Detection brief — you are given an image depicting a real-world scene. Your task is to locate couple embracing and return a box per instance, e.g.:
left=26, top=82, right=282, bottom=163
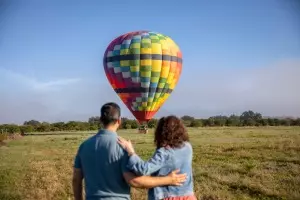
left=72, top=102, right=197, bottom=200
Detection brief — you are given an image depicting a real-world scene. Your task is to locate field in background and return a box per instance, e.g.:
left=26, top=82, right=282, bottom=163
left=0, top=127, right=300, bottom=200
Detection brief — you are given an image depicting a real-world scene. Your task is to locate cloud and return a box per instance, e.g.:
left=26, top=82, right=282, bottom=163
left=0, top=58, right=300, bottom=124
left=0, top=68, right=84, bottom=124
left=0, top=68, right=81, bottom=91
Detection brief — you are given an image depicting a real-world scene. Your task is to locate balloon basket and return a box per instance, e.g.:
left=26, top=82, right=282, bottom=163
left=138, top=123, right=148, bottom=134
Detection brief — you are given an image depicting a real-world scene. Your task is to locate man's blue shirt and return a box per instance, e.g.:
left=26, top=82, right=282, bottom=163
left=74, top=129, right=130, bottom=200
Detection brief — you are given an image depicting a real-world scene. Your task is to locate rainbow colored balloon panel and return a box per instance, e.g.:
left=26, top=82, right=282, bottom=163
left=103, top=31, right=182, bottom=123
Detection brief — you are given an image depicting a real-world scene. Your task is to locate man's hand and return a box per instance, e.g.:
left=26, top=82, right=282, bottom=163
left=167, top=169, right=187, bottom=186
left=72, top=168, right=83, bottom=200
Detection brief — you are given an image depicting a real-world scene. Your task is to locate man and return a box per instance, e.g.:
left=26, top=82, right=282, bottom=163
left=72, top=102, right=187, bottom=200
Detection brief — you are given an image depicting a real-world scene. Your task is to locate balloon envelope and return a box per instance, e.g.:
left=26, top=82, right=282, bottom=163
left=103, top=31, right=182, bottom=123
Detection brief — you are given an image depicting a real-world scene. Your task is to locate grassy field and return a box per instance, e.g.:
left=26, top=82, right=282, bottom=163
left=0, top=127, right=300, bottom=200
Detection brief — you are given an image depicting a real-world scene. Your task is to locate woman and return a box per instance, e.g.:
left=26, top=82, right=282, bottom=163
left=118, top=115, right=196, bottom=200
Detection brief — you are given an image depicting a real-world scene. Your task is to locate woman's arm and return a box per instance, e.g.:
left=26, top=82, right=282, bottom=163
left=128, top=148, right=167, bottom=175
left=118, top=137, right=168, bottom=176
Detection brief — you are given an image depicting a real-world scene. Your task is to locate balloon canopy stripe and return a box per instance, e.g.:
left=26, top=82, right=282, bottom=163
left=103, top=31, right=182, bottom=123
left=105, top=54, right=182, bottom=63
left=114, top=87, right=173, bottom=94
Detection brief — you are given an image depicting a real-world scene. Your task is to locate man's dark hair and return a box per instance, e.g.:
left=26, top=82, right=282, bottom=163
left=100, top=102, right=121, bottom=127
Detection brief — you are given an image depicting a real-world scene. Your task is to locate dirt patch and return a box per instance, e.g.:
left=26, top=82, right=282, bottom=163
left=6, top=133, right=23, bottom=140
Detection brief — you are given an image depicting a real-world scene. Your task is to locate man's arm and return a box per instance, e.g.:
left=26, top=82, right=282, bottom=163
left=72, top=144, right=84, bottom=200
left=123, top=169, right=186, bottom=189
left=72, top=168, right=83, bottom=200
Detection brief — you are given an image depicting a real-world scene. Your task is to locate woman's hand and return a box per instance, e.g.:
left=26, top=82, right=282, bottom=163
left=118, top=136, right=135, bottom=156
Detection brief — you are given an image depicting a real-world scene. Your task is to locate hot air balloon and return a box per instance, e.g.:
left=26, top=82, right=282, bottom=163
left=103, top=31, right=182, bottom=128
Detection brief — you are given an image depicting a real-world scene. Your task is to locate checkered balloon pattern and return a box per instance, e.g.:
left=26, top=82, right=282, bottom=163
left=103, top=31, right=182, bottom=123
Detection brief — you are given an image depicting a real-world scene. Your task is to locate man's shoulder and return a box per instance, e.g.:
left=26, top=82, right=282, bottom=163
left=77, top=134, right=98, bottom=150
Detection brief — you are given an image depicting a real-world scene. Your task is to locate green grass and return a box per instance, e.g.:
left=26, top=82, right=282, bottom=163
left=1, top=127, right=300, bottom=200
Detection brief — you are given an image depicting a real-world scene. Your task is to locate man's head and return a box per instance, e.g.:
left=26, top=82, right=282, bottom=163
left=100, top=102, right=121, bottom=130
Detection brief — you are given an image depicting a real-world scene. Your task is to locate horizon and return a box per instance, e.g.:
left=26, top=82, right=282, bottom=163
left=2, top=111, right=299, bottom=126
left=1, top=0, right=300, bottom=124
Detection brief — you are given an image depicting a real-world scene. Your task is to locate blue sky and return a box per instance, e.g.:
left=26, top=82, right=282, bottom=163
left=0, top=0, right=300, bottom=124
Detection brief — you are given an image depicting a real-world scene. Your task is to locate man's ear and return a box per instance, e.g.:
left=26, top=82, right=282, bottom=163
left=117, top=118, right=122, bottom=126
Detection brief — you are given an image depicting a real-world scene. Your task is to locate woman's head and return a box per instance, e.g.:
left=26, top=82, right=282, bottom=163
left=154, top=115, right=189, bottom=149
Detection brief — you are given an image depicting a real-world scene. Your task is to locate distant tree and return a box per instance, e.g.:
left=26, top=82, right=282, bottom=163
left=240, top=110, right=262, bottom=126
left=180, top=115, right=194, bottom=127
left=211, top=116, right=227, bottom=126
left=36, top=122, right=51, bottom=132
left=258, top=119, right=268, bottom=126
left=131, top=120, right=138, bottom=129
left=226, top=115, right=241, bottom=126
left=273, top=118, right=280, bottom=126
left=23, top=120, right=40, bottom=127
left=19, top=125, right=34, bottom=133
left=2, top=124, right=20, bottom=134
left=296, top=118, right=300, bottom=126
left=88, top=116, right=100, bottom=124
left=52, top=122, right=65, bottom=131
left=291, top=118, right=300, bottom=126
left=280, top=118, right=292, bottom=126
left=64, top=121, right=80, bottom=131
left=267, top=118, right=275, bottom=126
left=181, top=115, right=195, bottom=121
left=89, top=124, right=99, bottom=131
left=148, top=119, right=158, bottom=128
left=207, top=118, right=215, bottom=126
left=125, top=123, right=132, bottom=129
left=190, top=119, right=203, bottom=127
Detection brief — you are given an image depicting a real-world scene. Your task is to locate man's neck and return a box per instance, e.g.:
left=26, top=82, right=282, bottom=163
left=104, top=126, right=117, bottom=133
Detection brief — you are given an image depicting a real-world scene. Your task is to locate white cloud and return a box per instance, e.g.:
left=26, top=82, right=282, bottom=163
left=0, top=68, right=81, bottom=91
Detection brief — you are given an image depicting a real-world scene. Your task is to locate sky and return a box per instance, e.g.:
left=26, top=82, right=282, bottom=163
left=0, top=0, right=300, bottom=124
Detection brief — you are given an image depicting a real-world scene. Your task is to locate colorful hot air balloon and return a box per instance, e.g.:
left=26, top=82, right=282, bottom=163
left=103, top=31, right=182, bottom=124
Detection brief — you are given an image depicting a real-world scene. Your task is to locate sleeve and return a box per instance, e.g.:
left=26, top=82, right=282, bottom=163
left=120, top=147, right=131, bottom=173
left=127, top=148, right=168, bottom=176
left=74, top=143, right=83, bottom=169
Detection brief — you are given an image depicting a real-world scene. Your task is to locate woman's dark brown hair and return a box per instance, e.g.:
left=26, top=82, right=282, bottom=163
left=154, top=115, right=189, bottom=149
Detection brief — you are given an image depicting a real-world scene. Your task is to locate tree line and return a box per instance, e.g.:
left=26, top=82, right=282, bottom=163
left=0, top=111, right=300, bottom=134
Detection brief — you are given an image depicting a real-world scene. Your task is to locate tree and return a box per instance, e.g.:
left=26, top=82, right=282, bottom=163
left=131, top=120, right=138, bottom=129
left=124, top=123, right=132, bottom=129
left=181, top=115, right=194, bottom=127
left=240, top=111, right=262, bottom=126
left=226, top=115, right=241, bottom=126
left=190, top=119, right=203, bottom=127
left=148, top=119, right=158, bottom=128
left=267, top=118, right=275, bottom=126
left=291, top=118, right=300, bottom=126
left=258, top=119, right=268, bottom=126
left=181, top=115, right=194, bottom=121
left=280, top=118, right=292, bottom=126
left=36, top=122, right=51, bottom=132
left=24, top=120, right=40, bottom=127
left=52, top=122, right=65, bottom=131
left=273, top=118, right=280, bottom=126
left=211, top=116, right=227, bottom=126
left=88, top=116, right=100, bottom=124
left=1, top=124, right=20, bottom=134
left=20, top=125, right=34, bottom=133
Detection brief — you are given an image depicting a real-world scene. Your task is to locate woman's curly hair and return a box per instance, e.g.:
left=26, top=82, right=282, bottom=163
left=154, top=115, right=189, bottom=149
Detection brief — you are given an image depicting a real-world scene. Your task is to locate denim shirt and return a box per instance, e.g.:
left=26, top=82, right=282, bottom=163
left=127, top=142, right=194, bottom=200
